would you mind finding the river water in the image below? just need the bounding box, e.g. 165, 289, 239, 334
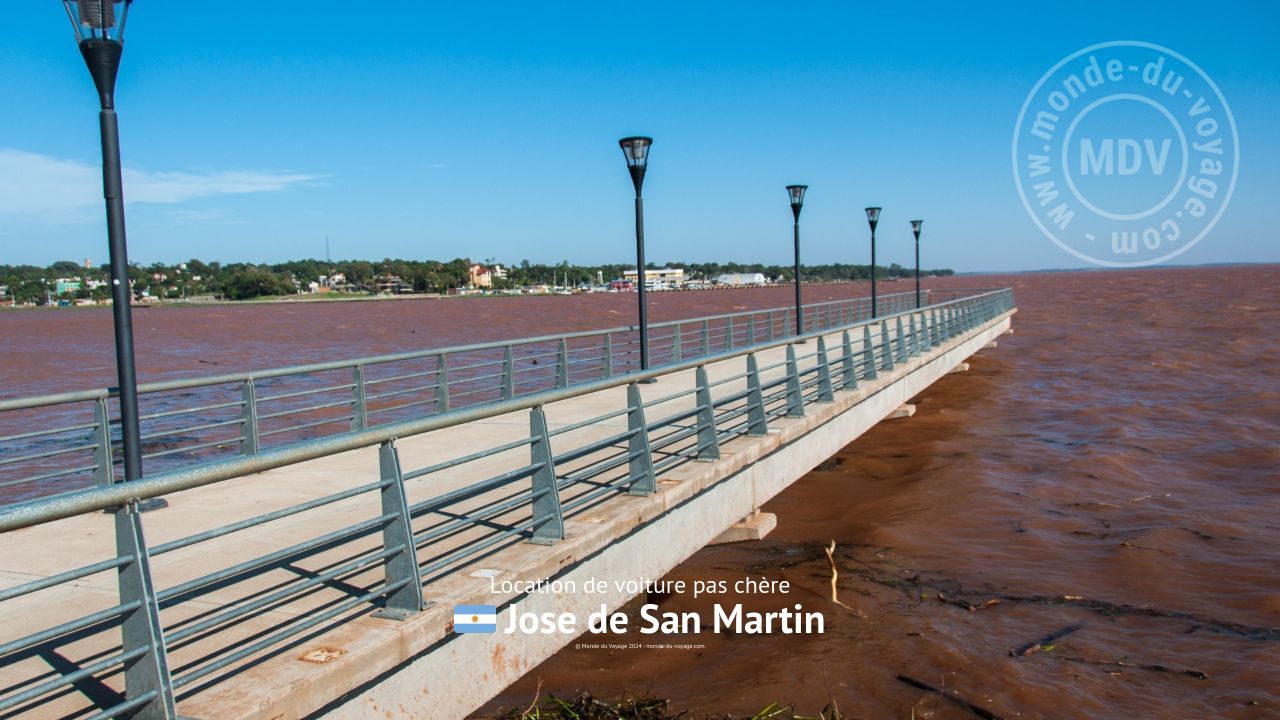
3, 267, 1277, 718
1, 283, 905, 397
479, 265, 1280, 719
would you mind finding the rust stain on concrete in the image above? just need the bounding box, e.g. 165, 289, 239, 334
299, 646, 346, 664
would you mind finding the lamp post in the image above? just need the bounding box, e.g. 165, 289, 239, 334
786, 185, 808, 338
911, 219, 923, 308
63, 0, 161, 507
865, 207, 881, 318
619, 136, 655, 379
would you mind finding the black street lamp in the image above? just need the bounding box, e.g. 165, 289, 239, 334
911, 219, 923, 308
786, 185, 808, 338
619, 136, 655, 379
865, 207, 881, 318
63, 0, 162, 507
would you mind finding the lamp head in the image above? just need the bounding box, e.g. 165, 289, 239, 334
911, 219, 923, 240
63, 0, 130, 44
618, 136, 653, 195
786, 184, 807, 220
63, 0, 132, 109
865, 207, 881, 232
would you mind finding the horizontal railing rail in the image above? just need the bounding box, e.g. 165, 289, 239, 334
0, 288, 1015, 720
0, 290, 931, 505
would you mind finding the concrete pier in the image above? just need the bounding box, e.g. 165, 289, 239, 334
0, 306, 1013, 720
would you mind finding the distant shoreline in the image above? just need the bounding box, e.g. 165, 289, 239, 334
0, 279, 893, 311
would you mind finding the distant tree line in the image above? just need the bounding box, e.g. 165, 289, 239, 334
0, 257, 952, 305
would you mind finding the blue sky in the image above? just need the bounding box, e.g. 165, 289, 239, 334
1, 1, 1277, 272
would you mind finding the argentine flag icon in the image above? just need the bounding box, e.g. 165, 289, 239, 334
454, 605, 498, 633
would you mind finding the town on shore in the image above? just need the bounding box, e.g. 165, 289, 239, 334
0, 257, 953, 307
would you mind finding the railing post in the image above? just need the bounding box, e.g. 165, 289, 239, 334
880, 320, 896, 371
745, 353, 768, 435
528, 405, 565, 543
701, 319, 711, 357
841, 330, 858, 390
672, 324, 682, 362
725, 316, 734, 351
435, 354, 450, 413
895, 317, 908, 363
785, 344, 805, 417
351, 365, 368, 432
693, 366, 721, 461
920, 313, 932, 352
908, 315, 921, 357
239, 379, 259, 456
768, 310, 776, 341
114, 505, 178, 719
502, 345, 515, 399
815, 336, 835, 402
862, 324, 878, 380
93, 396, 115, 487
625, 383, 656, 495
602, 334, 614, 379
556, 338, 569, 388
375, 439, 423, 619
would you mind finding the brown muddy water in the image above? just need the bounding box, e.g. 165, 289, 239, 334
477, 265, 1280, 720
2, 268, 1278, 718
1, 283, 901, 397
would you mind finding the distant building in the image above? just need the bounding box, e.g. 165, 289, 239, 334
374, 274, 412, 295
622, 268, 684, 290
491, 264, 508, 280
716, 272, 767, 286
468, 264, 493, 288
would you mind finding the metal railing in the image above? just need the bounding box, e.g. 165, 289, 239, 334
0, 290, 927, 506
0, 288, 1013, 719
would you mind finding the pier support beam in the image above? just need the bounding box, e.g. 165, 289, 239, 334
886, 403, 916, 419
709, 510, 777, 545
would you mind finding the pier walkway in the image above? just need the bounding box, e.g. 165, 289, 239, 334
0, 288, 1014, 719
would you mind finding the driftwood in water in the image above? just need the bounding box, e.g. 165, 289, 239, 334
1047, 654, 1208, 679
895, 674, 1004, 720
1010, 623, 1084, 656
